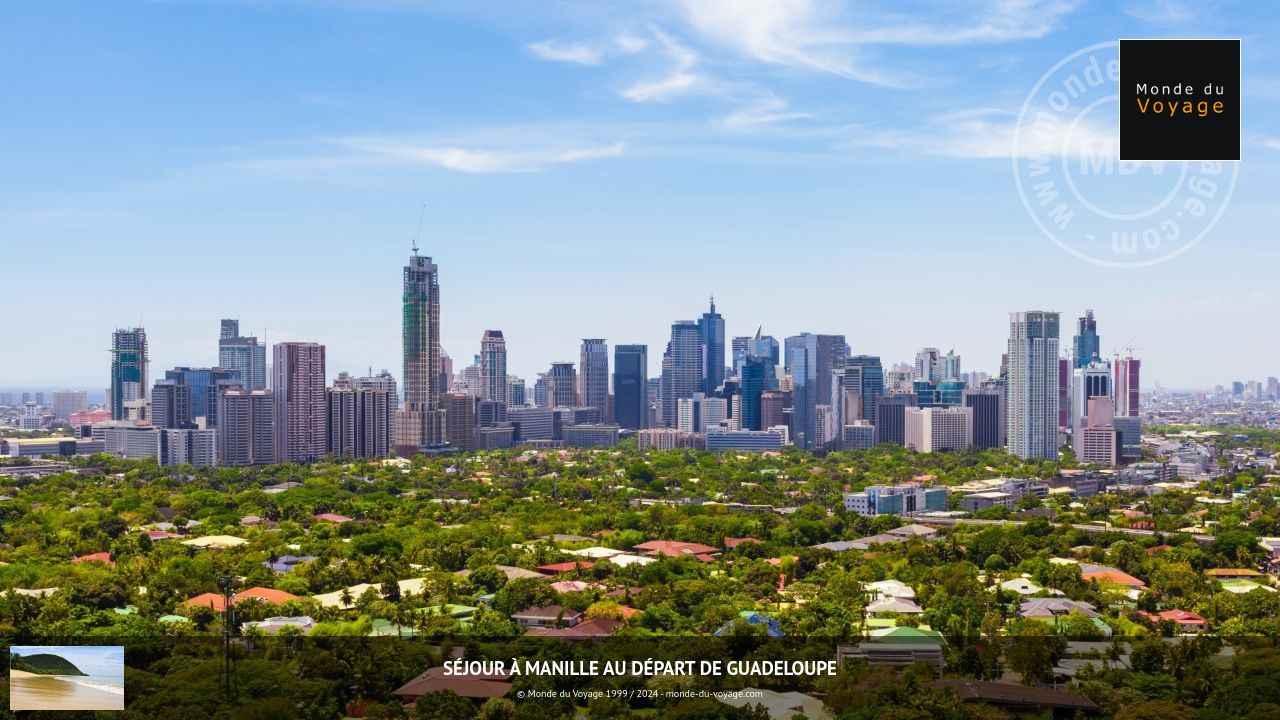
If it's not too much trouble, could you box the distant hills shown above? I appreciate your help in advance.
[10,653,87,676]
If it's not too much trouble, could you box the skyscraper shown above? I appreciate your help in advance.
[51,390,87,422]
[1114,357,1141,417]
[395,250,444,454]
[963,386,1005,450]
[1070,361,1111,436]
[547,361,578,408]
[216,387,274,466]
[1073,309,1101,368]
[110,327,148,421]
[613,344,648,430]
[739,355,772,430]
[218,319,267,391]
[151,380,194,430]
[165,367,238,421]
[784,333,846,450]
[579,339,609,412]
[874,394,916,446]
[698,297,725,395]
[443,391,477,452]
[661,321,702,428]
[914,348,941,383]
[847,355,884,426]
[479,330,508,409]
[273,342,327,463]
[1007,311,1060,460]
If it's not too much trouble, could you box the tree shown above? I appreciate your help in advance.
[410,691,475,720]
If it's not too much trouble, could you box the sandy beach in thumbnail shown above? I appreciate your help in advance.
[9,669,124,711]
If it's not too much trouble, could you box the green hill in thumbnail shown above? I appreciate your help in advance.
[10,653,87,676]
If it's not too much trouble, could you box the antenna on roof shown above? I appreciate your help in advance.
[412,204,426,256]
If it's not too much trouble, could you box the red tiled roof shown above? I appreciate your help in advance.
[724,537,760,550]
[235,587,300,604]
[72,552,114,566]
[313,513,352,523]
[1148,609,1207,625]
[536,562,594,574]
[394,666,512,700]
[633,540,719,557]
[1083,569,1146,589]
[183,592,228,612]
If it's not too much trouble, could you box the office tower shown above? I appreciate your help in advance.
[784,333,846,450]
[0,393,11,406]
[1070,361,1112,436]
[905,406,973,453]
[151,380,194,430]
[1074,396,1118,466]
[158,428,217,467]
[846,356,883,426]
[218,320,267,391]
[875,394,916,446]
[914,348,941,383]
[326,382,356,457]
[395,250,444,454]
[759,390,789,431]
[51,390,87,422]
[1231,381,1244,396]
[110,327,148,420]
[273,342,327,463]
[1072,309,1101,368]
[1114,357,1141,417]
[507,406,554,441]
[698,297,725,395]
[613,344,648,430]
[842,422,875,450]
[661,321,702,428]
[508,376,526,407]
[534,375,548,407]
[739,355,771,430]
[1057,358,1070,428]
[940,350,961,381]
[443,391,477,452]
[964,386,1005,450]
[35,392,44,406]
[1114,415,1141,462]
[751,329,780,367]
[440,352,454,394]
[677,393,702,433]
[579,339,609,412]
[1269,377,1280,402]
[216,388,274,466]
[479,330,508,407]
[165,367,238,422]
[1007,311,1060,460]
[547,361,578,408]
[731,336,751,377]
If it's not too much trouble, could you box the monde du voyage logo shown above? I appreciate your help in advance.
[1013,39,1240,268]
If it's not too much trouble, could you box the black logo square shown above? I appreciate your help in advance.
[1120,39,1240,161]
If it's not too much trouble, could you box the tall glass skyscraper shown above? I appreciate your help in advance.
[1073,309,1101,368]
[394,250,443,454]
[785,333,846,451]
[661,321,702,428]
[218,319,266,391]
[110,327,148,420]
[698,297,725,395]
[479,330,508,407]
[846,355,883,426]
[739,355,770,431]
[579,339,609,412]
[1007,311,1060,459]
[613,344,648,430]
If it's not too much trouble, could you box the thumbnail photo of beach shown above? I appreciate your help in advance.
[9,645,124,711]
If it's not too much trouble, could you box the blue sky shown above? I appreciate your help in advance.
[2,0,1278,390]
[11,646,124,678]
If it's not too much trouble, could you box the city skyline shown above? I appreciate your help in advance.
[4,2,1280,389]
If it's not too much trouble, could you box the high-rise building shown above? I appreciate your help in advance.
[1057,357,1071,428]
[579,339,609,413]
[51,390,87,422]
[326,383,356,458]
[216,388,274,466]
[547,361,578,408]
[151,379,194,430]
[613,344,648,430]
[760,390,789,432]
[1072,309,1101,368]
[508,376,526,407]
[218,320,267,391]
[1074,396,1118,466]
[395,250,444,454]
[110,327,148,421]
[158,428,216,467]
[738,355,771,431]
[479,331,508,407]
[698,297,725,395]
[661,321,702,428]
[964,386,1005,450]
[847,356,884,426]
[165,367,238,421]
[1114,357,1141,417]
[905,406,973,453]
[875,394,917,446]
[273,342,326,463]
[731,336,751,378]
[329,370,394,459]
[784,333,846,450]
[1007,311,1060,460]
[1070,361,1112,436]
[443,391,477,452]
[914,348,941,383]
[940,350,961,381]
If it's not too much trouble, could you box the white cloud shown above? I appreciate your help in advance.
[620,27,712,102]
[843,107,1115,159]
[719,96,814,129]
[527,34,649,66]
[332,136,626,173]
